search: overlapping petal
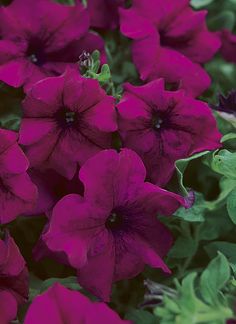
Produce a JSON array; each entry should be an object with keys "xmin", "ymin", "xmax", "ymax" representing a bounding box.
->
[
  {"xmin": 41, "ymin": 149, "xmax": 185, "ymax": 300},
  {"xmin": 0, "ymin": 129, "xmax": 37, "ymax": 224},
  {"xmin": 24, "ymin": 283, "xmax": 130, "ymax": 324},
  {"xmin": 117, "ymin": 80, "xmax": 222, "ymax": 185},
  {"xmin": 119, "ymin": 0, "xmax": 221, "ymax": 97},
  {"xmin": 19, "ymin": 69, "xmax": 117, "ymax": 179},
  {"xmin": 0, "ymin": 0, "xmax": 105, "ymax": 89}
]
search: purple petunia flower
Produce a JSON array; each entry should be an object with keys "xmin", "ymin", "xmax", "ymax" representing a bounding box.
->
[
  {"xmin": 0, "ymin": 232, "xmax": 29, "ymax": 324},
  {"xmin": 0, "ymin": 0, "xmax": 105, "ymax": 90},
  {"xmin": 28, "ymin": 168, "xmax": 84, "ymax": 215},
  {"xmin": 41, "ymin": 149, "xmax": 186, "ymax": 301},
  {"xmin": 0, "ymin": 128, "xmax": 37, "ymax": 224},
  {"xmin": 119, "ymin": 0, "xmax": 221, "ymax": 97},
  {"xmin": 24, "ymin": 283, "xmax": 131, "ymax": 324},
  {"xmin": 117, "ymin": 79, "xmax": 222, "ymax": 186},
  {"xmin": 219, "ymin": 29, "xmax": 236, "ymax": 63},
  {"xmin": 87, "ymin": 0, "xmax": 125, "ymax": 30},
  {"xmin": 19, "ymin": 69, "xmax": 117, "ymax": 180}
]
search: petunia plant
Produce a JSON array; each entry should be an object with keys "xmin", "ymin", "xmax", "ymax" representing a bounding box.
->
[{"xmin": 0, "ymin": 0, "xmax": 236, "ymax": 323}]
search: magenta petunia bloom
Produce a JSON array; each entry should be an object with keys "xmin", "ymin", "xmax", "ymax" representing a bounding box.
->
[
  {"xmin": 219, "ymin": 29, "xmax": 236, "ymax": 63},
  {"xmin": 87, "ymin": 0, "xmax": 125, "ymax": 29},
  {"xmin": 19, "ymin": 69, "xmax": 117, "ymax": 180},
  {"xmin": 0, "ymin": 291, "xmax": 18, "ymax": 324},
  {"xmin": 0, "ymin": 232, "xmax": 29, "ymax": 324},
  {"xmin": 0, "ymin": 128, "xmax": 37, "ymax": 224},
  {"xmin": 28, "ymin": 168, "xmax": 84, "ymax": 215},
  {"xmin": 119, "ymin": 0, "xmax": 221, "ymax": 97},
  {"xmin": 117, "ymin": 79, "xmax": 222, "ymax": 186},
  {"xmin": 24, "ymin": 283, "xmax": 130, "ymax": 324},
  {"xmin": 41, "ymin": 149, "xmax": 186, "ymax": 301},
  {"xmin": 0, "ymin": 0, "xmax": 105, "ymax": 90}
]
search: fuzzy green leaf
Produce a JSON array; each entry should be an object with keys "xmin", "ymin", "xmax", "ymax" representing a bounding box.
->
[
  {"xmin": 206, "ymin": 177, "xmax": 236, "ymax": 211},
  {"xmin": 174, "ymin": 192, "xmax": 205, "ymax": 222},
  {"xmin": 40, "ymin": 276, "xmax": 81, "ymax": 293},
  {"xmin": 175, "ymin": 151, "xmax": 210, "ymax": 195},
  {"xmin": 168, "ymin": 236, "xmax": 198, "ymax": 259},
  {"xmin": 205, "ymin": 241, "xmax": 236, "ymax": 275},
  {"xmin": 0, "ymin": 113, "xmax": 21, "ymax": 131},
  {"xmin": 208, "ymin": 11, "xmax": 235, "ymax": 31},
  {"xmin": 56, "ymin": 0, "xmax": 75, "ymax": 4},
  {"xmin": 226, "ymin": 188, "xmax": 236, "ymax": 224},
  {"xmin": 125, "ymin": 310, "xmax": 156, "ymax": 324},
  {"xmin": 211, "ymin": 150, "xmax": 236, "ymax": 179},
  {"xmin": 191, "ymin": 0, "xmax": 214, "ymax": 8},
  {"xmin": 200, "ymin": 252, "xmax": 230, "ymax": 305},
  {"xmin": 221, "ymin": 132, "xmax": 236, "ymax": 143}
]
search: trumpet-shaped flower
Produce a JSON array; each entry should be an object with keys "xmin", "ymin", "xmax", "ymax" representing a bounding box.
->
[
  {"xmin": 117, "ymin": 79, "xmax": 222, "ymax": 185},
  {"xmin": 0, "ymin": 0, "xmax": 105, "ymax": 90},
  {"xmin": 42, "ymin": 149, "xmax": 186, "ymax": 301},
  {"xmin": 19, "ymin": 69, "xmax": 117, "ymax": 179},
  {"xmin": 119, "ymin": 0, "xmax": 221, "ymax": 97}
]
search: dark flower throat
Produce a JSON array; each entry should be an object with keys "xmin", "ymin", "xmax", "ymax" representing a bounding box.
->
[
  {"xmin": 105, "ymin": 211, "xmax": 123, "ymax": 231},
  {"xmin": 55, "ymin": 108, "xmax": 77, "ymax": 129}
]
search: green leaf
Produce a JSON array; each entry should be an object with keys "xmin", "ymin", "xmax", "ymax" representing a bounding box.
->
[
  {"xmin": 56, "ymin": 0, "xmax": 75, "ymax": 4},
  {"xmin": 199, "ymin": 206, "xmax": 234, "ymax": 241},
  {"xmin": 191, "ymin": 0, "xmax": 214, "ymax": 8},
  {"xmin": 226, "ymin": 187, "xmax": 236, "ymax": 224},
  {"xmin": 218, "ymin": 113, "xmax": 236, "ymax": 130},
  {"xmin": 174, "ymin": 192, "xmax": 205, "ymax": 222},
  {"xmin": 29, "ymin": 274, "xmax": 43, "ymax": 301},
  {"xmin": 168, "ymin": 236, "xmax": 198, "ymax": 259},
  {"xmin": 97, "ymin": 64, "xmax": 111, "ymax": 83},
  {"xmin": 153, "ymin": 263, "xmax": 233, "ymax": 324},
  {"xmin": 208, "ymin": 11, "xmax": 235, "ymax": 31},
  {"xmin": 204, "ymin": 58, "xmax": 236, "ymax": 110},
  {"xmin": 40, "ymin": 276, "xmax": 81, "ymax": 293},
  {"xmin": 177, "ymin": 273, "xmax": 207, "ymax": 316},
  {"xmin": 175, "ymin": 151, "xmax": 210, "ymax": 195},
  {"xmin": 0, "ymin": 113, "xmax": 21, "ymax": 131},
  {"xmin": 162, "ymin": 296, "xmax": 180, "ymax": 314},
  {"xmin": 205, "ymin": 241, "xmax": 236, "ymax": 275},
  {"xmin": 91, "ymin": 50, "xmax": 100, "ymax": 62},
  {"xmin": 210, "ymin": 149, "xmax": 236, "ymax": 179},
  {"xmin": 206, "ymin": 177, "xmax": 236, "ymax": 211},
  {"xmin": 221, "ymin": 133, "xmax": 236, "ymax": 143},
  {"xmin": 200, "ymin": 253, "xmax": 230, "ymax": 305},
  {"xmin": 125, "ymin": 310, "xmax": 156, "ymax": 324}
]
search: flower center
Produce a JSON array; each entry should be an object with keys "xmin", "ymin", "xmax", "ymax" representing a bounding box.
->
[
  {"xmin": 105, "ymin": 211, "xmax": 123, "ymax": 231},
  {"xmin": 65, "ymin": 111, "xmax": 76, "ymax": 124},
  {"xmin": 152, "ymin": 115, "xmax": 164, "ymax": 130},
  {"xmin": 27, "ymin": 38, "xmax": 47, "ymax": 66},
  {"xmin": 55, "ymin": 108, "xmax": 77, "ymax": 129},
  {"xmin": 159, "ymin": 29, "xmax": 189, "ymax": 48},
  {"xmin": 29, "ymin": 54, "xmax": 38, "ymax": 64},
  {"xmin": 0, "ymin": 178, "xmax": 8, "ymax": 193}
]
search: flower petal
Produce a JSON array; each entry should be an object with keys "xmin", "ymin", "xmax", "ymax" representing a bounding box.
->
[
  {"xmin": 77, "ymin": 231, "xmax": 115, "ymax": 302},
  {"xmin": 43, "ymin": 194, "xmax": 105, "ymax": 269},
  {"xmin": 79, "ymin": 149, "xmax": 146, "ymax": 210},
  {"xmin": 0, "ymin": 291, "xmax": 17, "ymax": 324}
]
